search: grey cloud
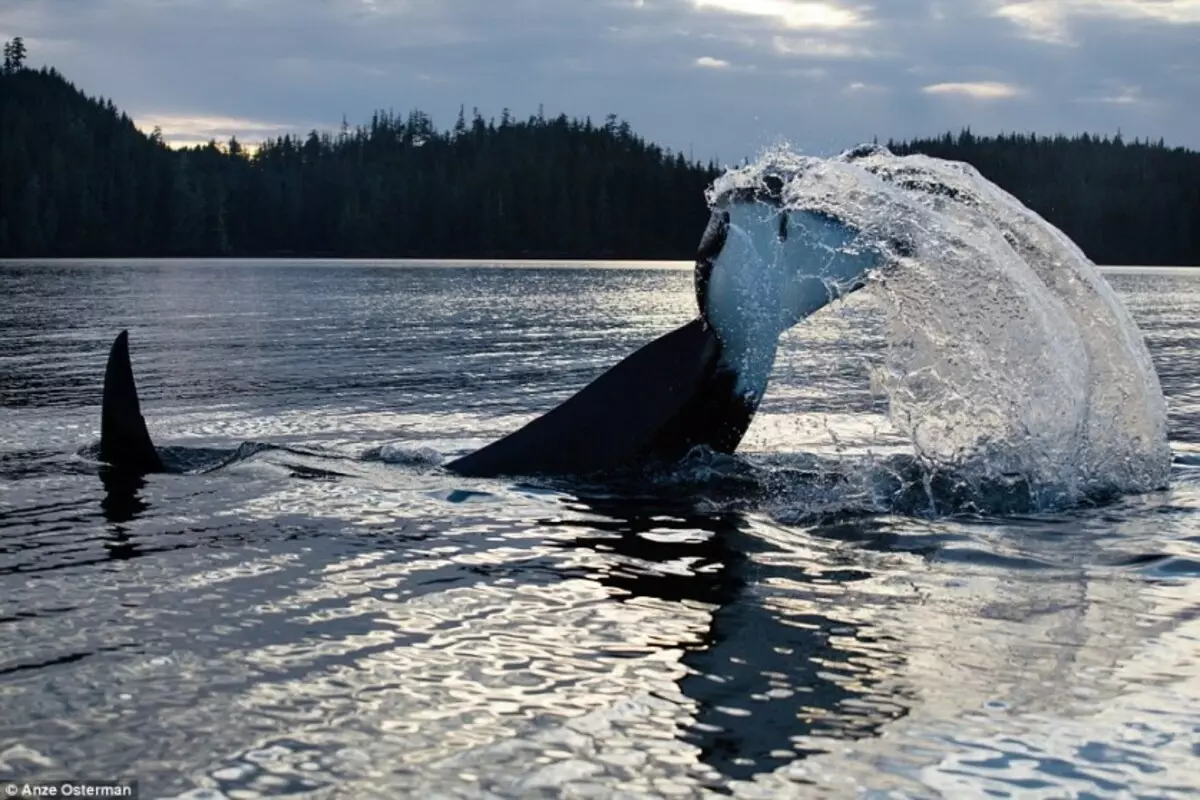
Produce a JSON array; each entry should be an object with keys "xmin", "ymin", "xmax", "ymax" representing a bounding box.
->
[{"xmin": 1, "ymin": 0, "xmax": 1196, "ymax": 162}]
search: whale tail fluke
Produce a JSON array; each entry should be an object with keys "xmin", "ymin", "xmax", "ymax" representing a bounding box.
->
[
  {"xmin": 100, "ymin": 330, "xmax": 166, "ymax": 474},
  {"xmin": 446, "ymin": 318, "xmax": 755, "ymax": 478}
]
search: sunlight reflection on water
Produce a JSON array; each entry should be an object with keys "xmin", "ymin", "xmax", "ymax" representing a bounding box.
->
[{"xmin": 0, "ymin": 260, "xmax": 1198, "ymax": 798}]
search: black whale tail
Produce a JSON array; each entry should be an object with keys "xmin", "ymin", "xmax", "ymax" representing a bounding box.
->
[
  {"xmin": 94, "ymin": 319, "xmax": 759, "ymax": 481},
  {"xmin": 445, "ymin": 318, "xmax": 756, "ymax": 478},
  {"xmin": 100, "ymin": 330, "xmax": 166, "ymax": 474}
]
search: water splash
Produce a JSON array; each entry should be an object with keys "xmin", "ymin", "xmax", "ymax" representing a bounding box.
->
[
  {"xmin": 711, "ymin": 144, "xmax": 1170, "ymax": 507},
  {"xmin": 362, "ymin": 443, "xmax": 445, "ymax": 467}
]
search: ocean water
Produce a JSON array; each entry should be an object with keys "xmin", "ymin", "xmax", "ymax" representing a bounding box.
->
[{"xmin": 1, "ymin": 259, "xmax": 1198, "ymax": 799}]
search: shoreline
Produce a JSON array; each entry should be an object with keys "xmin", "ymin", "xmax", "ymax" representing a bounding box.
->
[{"xmin": 1, "ymin": 258, "xmax": 1196, "ymax": 272}]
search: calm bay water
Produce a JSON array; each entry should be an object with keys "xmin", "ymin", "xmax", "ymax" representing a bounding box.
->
[{"xmin": 1, "ymin": 259, "xmax": 1199, "ymax": 799}]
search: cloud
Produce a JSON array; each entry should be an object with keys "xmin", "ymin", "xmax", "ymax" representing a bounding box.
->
[
  {"xmin": 134, "ymin": 114, "xmax": 305, "ymax": 147},
  {"xmin": 1076, "ymin": 81, "xmax": 1143, "ymax": 105},
  {"xmin": 995, "ymin": 0, "xmax": 1200, "ymax": 44},
  {"xmin": 693, "ymin": 0, "xmax": 867, "ymax": 29},
  {"xmin": 922, "ymin": 81, "xmax": 1025, "ymax": 99},
  {"xmin": 771, "ymin": 35, "xmax": 878, "ymax": 58},
  {"xmin": 1, "ymin": 0, "xmax": 1197, "ymax": 163},
  {"xmin": 845, "ymin": 81, "xmax": 886, "ymax": 93}
]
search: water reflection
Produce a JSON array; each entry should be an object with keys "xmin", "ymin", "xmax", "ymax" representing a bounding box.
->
[
  {"xmin": 99, "ymin": 467, "xmax": 150, "ymax": 526},
  {"xmin": 551, "ymin": 493, "xmax": 913, "ymax": 782}
]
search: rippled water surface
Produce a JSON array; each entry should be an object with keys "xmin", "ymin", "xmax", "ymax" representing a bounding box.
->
[{"xmin": 2, "ymin": 259, "xmax": 1199, "ymax": 799}]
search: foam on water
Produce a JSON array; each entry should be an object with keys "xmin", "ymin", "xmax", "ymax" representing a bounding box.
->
[{"xmin": 710, "ymin": 144, "xmax": 1171, "ymax": 506}]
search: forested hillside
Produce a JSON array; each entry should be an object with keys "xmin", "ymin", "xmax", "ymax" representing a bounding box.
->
[
  {"xmin": 0, "ymin": 55, "xmax": 719, "ymax": 259},
  {"xmin": 2, "ymin": 41, "xmax": 1198, "ymax": 264},
  {"xmin": 889, "ymin": 131, "xmax": 1199, "ymax": 267}
]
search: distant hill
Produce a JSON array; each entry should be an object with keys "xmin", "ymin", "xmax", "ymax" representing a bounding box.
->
[
  {"xmin": 889, "ymin": 131, "xmax": 1200, "ymax": 267},
  {"xmin": 0, "ymin": 58, "xmax": 720, "ymax": 260},
  {"xmin": 1, "ymin": 45, "xmax": 1198, "ymax": 264}
]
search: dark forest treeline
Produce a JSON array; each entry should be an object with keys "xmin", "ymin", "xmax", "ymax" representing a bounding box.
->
[
  {"xmin": 0, "ymin": 61, "xmax": 719, "ymax": 259},
  {"xmin": 2, "ymin": 48, "xmax": 1198, "ymax": 263},
  {"xmin": 887, "ymin": 131, "xmax": 1200, "ymax": 266}
]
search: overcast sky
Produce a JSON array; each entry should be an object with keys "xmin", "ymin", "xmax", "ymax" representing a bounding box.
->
[{"xmin": 3, "ymin": 0, "xmax": 1197, "ymax": 161}]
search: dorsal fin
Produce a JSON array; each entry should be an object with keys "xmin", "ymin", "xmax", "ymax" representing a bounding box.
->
[{"xmin": 100, "ymin": 330, "xmax": 165, "ymax": 473}]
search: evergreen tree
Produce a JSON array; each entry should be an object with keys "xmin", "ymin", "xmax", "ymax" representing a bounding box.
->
[{"xmin": 2, "ymin": 37, "xmax": 28, "ymax": 73}]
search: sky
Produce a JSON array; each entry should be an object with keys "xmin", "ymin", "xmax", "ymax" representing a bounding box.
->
[{"xmin": 3, "ymin": 0, "xmax": 1198, "ymax": 162}]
